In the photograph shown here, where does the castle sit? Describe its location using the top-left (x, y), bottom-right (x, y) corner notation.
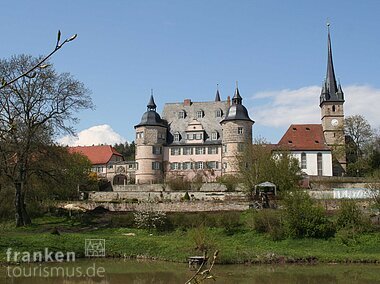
top-left (133, 26), bottom-right (346, 184)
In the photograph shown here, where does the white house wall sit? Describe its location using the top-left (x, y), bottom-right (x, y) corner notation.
top-left (291, 150), bottom-right (332, 176)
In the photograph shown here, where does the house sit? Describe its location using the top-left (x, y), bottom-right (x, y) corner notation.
top-left (277, 124), bottom-right (333, 176)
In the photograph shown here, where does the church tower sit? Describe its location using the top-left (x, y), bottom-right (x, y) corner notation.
top-left (220, 85), bottom-right (254, 174)
top-left (134, 94), bottom-right (167, 184)
top-left (320, 24), bottom-right (346, 175)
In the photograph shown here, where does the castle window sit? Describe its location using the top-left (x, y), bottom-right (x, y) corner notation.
top-left (208, 146), bottom-right (218, 155)
top-left (332, 105), bottom-right (336, 112)
top-left (174, 133), bottom-right (181, 142)
top-left (292, 127), bottom-right (297, 131)
top-left (136, 132), bottom-right (144, 139)
top-left (211, 131), bottom-right (218, 140)
top-left (178, 110), bottom-right (186, 119)
top-left (306, 127), bottom-right (310, 131)
top-left (195, 161), bottom-right (204, 169)
top-left (170, 148), bottom-right (181, 155)
top-left (152, 146), bottom-right (162, 155)
top-left (186, 133), bottom-right (193, 140)
top-left (223, 162), bottom-right (227, 169)
top-left (158, 132), bottom-right (166, 140)
top-left (170, 162), bottom-right (180, 170)
top-left (215, 109), bottom-right (223, 118)
top-left (206, 161), bottom-right (218, 169)
top-left (238, 127), bottom-right (243, 134)
top-left (301, 153), bottom-right (307, 169)
top-left (196, 110), bottom-right (204, 118)
top-left (195, 147), bottom-right (205, 155)
top-left (195, 133), bottom-right (203, 140)
top-left (152, 162), bottom-right (161, 170)
top-left (317, 153), bottom-right (323, 176)
top-left (223, 145), bottom-right (227, 153)
top-left (183, 147), bottom-right (193, 155)
top-left (182, 162), bottom-right (192, 170)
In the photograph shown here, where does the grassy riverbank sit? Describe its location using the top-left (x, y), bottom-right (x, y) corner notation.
top-left (1, 215), bottom-right (380, 264)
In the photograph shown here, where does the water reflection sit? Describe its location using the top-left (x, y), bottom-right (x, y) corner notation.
top-left (1, 259), bottom-right (380, 284)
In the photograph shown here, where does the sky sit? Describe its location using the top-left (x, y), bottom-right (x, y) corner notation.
top-left (1, 0), bottom-right (380, 145)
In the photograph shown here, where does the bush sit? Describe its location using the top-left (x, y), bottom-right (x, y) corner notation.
top-left (243, 209), bottom-right (284, 240)
top-left (283, 190), bottom-right (335, 239)
top-left (165, 176), bottom-right (191, 191)
top-left (133, 203), bottom-right (168, 232)
top-left (110, 213), bottom-right (135, 228)
top-left (217, 175), bottom-right (239, 192)
top-left (336, 200), bottom-right (371, 232)
top-left (187, 225), bottom-right (215, 252)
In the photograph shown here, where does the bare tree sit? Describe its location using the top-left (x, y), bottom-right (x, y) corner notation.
top-left (0, 55), bottom-right (93, 226)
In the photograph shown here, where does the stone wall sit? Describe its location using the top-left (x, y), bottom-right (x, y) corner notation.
top-left (112, 182), bottom-right (231, 192)
top-left (61, 200), bottom-right (250, 212)
top-left (88, 190), bottom-right (247, 203)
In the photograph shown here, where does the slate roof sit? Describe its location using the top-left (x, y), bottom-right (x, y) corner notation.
top-left (221, 87), bottom-right (253, 123)
top-left (162, 100), bottom-right (229, 145)
top-left (277, 124), bottom-right (330, 151)
top-left (320, 25), bottom-right (344, 105)
top-left (68, 145), bottom-right (123, 165)
top-left (135, 95), bottom-right (167, 128)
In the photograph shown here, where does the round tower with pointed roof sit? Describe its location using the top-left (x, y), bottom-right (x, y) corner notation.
top-left (134, 94), bottom-right (167, 184)
top-left (220, 85), bottom-right (254, 174)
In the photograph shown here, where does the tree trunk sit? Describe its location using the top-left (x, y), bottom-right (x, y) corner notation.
top-left (21, 192), bottom-right (32, 225)
top-left (15, 182), bottom-right (24, 227)
top-left (14, 181), bottom-right (31, 226)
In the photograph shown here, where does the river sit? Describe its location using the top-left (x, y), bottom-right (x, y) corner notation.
top-left (1, 259), bottom-right (380, 283)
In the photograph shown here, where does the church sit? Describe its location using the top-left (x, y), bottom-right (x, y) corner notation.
top-left (134, 26), bottom-right (346, 184)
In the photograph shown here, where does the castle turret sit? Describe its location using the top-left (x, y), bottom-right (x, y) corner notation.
top-left (320, 24), bottom-right (346, 175)
top-left (134, 94), bottom-right (167, 184)
top-left (220, 85), bottom-right (254, 174)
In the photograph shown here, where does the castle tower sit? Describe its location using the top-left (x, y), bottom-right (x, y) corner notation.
top-left (134, 94), bottom-right (167, 184)
top-left (320, 24), bottom-right (346, 175)
top-left (220, 85), bottom-right (254, 174)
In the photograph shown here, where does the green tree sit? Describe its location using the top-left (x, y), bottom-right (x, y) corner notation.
top-left (237, 140), bottom-right (302, 198)
top-left (0, 55), bottom-right (93, 226)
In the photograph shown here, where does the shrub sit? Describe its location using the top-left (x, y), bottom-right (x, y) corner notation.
top-left (133, 203), bottom-right (168, 232)
top-left (336, 200), bottom-right (371, 232)
top-left (217, 175), bottom-right (239, 192)
top-left (282, 190), bottom-right (335, 239)
top-left (183, 191), bottom-right (190, 201)
top-left (110, 213), bottom-right (135, 228)
top-left (243, 209), bottom-right (284, 240)
top-left (165, 176), bottom-right (191, 191)
top-left (187, 225), bottom-right (215, 253)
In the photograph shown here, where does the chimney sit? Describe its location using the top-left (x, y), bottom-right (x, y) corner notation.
top-left (184, 99), bottom-right (192, 106)
top-left (227, 96), bottom-right (231, 107)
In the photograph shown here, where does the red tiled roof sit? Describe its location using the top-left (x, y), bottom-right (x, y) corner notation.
top-left (277, 124), bottom-right (330, 151)
top-left (68, 145), bottom-right (123, 165)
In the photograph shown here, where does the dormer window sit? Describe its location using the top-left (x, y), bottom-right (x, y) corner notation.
top-left (215, 109), bottom-right (223, 118)
top-left (196, 110), bottom-right (204, 118)
top-left (211, 131), bottom-right (218, 140)
top-left (178, 110), bottom-right (186, 119)
top-left (174, 133), bottom-right (181, 142)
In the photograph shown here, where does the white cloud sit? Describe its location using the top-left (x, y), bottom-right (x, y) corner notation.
top-left (251, 85), bottom-right (380, 128)
top-left (58, 124), bottom-right (125, 146)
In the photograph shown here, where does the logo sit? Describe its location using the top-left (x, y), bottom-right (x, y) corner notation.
top-left (85, 239), bottom-right (106, 257)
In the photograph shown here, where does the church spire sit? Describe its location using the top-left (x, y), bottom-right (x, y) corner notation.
top-left (147, 90), bottom-right (157, 111)
top-left (215, 84), bottom-right (221, 101)
top-left (320, 23), bottom-right (344, 104)
top-left (326, 23), bottom-right (338, 96)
